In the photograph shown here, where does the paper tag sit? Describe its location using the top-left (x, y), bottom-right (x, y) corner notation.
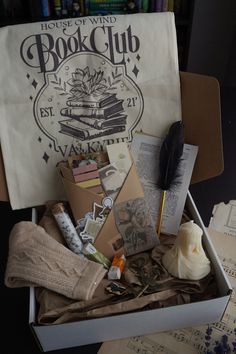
top-left (106, 142), bottom-right (132, 174)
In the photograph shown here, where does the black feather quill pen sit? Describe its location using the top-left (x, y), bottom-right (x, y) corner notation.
top-left (156, 121), bottom-right (184, 236)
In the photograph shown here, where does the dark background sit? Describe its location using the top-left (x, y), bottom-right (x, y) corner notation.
top-left (1, 0), bottom-right (236, 353)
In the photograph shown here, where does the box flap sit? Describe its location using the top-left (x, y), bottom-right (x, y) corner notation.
top-left (180, 72), bottom-right (224, 184)
top-left (0, 72), bottom-right (224, 201)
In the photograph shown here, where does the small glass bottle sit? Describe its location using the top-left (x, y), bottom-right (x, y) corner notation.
top-left (51, 202), bottom-right (83, 255)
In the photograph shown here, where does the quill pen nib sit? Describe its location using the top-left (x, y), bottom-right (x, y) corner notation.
top-left (157, 190), bottom-right (167, 236)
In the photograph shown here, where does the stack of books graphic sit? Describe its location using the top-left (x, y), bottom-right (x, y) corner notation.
top-left (59, 93), bottom-right (127, 140)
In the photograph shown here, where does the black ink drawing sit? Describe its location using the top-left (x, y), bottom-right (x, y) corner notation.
top-left (114, 197), bottom-right (158, 256)
top-left (59, 66), bottom-right (127, 140)
top-left (51, 74), bottom-right (69, 96)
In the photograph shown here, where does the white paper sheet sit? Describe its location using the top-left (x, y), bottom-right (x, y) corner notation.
top-left (209, 200), bottom-right (236, 236)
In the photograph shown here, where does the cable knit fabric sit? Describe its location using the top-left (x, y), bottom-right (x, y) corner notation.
top-left (5, 221), bottom-right (106, 300)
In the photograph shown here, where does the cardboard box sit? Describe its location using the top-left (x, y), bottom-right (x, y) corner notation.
top-left (28, 192), bottom-right (232, 352)
top-left (1, 72), bottom-right (230, 352)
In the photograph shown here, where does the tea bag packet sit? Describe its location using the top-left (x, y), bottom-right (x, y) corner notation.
top-left (162, 221), bottom-right (211, 280)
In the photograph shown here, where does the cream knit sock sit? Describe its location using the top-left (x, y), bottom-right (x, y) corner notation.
top-left (5, 222), bottom-right (106, 300)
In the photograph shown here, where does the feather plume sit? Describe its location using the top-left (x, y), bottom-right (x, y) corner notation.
top-left (157, 121), bottom-right (184, 236)
top-left (158, 121), bottom-right (184, 190)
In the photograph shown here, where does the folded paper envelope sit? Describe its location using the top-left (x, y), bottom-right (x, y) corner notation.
top-left (61, 174), bottom-right (103, 223)
top-left (61, 163), bottom-right (155, 260)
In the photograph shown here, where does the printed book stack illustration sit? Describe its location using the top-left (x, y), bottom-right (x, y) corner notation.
top-left (59, 67), bottom-right (127, 140)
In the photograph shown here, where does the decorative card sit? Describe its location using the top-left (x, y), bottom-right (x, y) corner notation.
top-left (114, 197), bottom-right (158, 256)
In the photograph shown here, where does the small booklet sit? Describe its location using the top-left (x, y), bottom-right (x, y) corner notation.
top-left (131, 132), bottom-right (198, 235)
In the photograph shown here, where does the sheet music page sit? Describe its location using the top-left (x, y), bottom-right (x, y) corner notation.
top-left (209, 200), bottom-right (236, 236)
top-left (130, 133), bottom-right (198, 235)
top-left (97, 330), bottom-right (205, 354)
top-left (207, 227), bottom-right (236, 319)
top-left (98, 211), bottom-right (235, 354)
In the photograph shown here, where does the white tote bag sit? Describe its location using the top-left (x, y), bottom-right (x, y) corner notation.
top-left (0, 12), bottom-right (181, 209)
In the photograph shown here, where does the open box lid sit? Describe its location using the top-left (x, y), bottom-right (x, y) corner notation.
top-left (0, 71), bottom-right (223, 203)
top-left (180, 72), bottom-right (223, 184)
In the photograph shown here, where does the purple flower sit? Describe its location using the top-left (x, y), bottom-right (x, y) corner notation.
top-left (204, 326), bottom-right (236, 354)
